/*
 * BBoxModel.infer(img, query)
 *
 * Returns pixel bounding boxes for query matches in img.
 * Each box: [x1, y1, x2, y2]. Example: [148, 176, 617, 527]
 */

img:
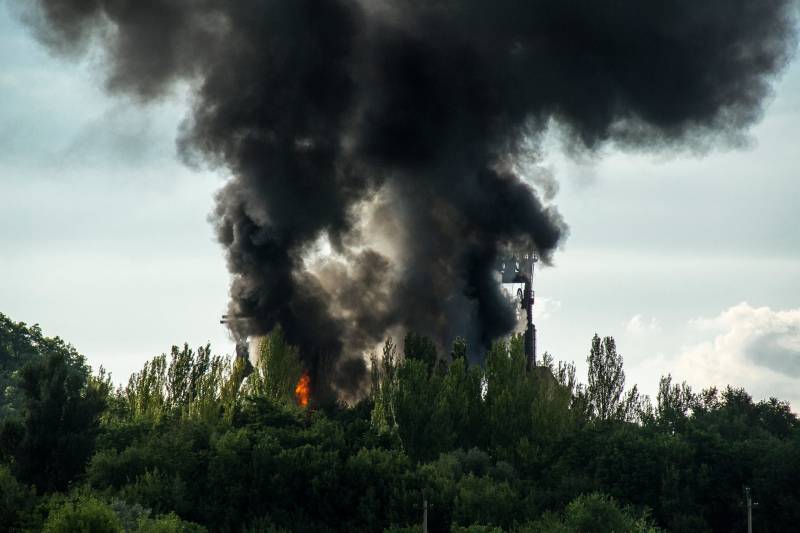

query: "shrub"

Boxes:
[43, 496, 122, 533]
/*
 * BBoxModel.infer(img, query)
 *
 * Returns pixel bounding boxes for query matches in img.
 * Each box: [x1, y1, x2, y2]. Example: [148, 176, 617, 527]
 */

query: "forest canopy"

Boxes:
[1, 311, 798, 532]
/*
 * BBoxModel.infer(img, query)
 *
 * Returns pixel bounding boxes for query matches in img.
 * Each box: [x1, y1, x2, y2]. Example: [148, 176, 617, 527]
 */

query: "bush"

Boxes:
[135, 512, 207, 533]
[452, 526, 504, 533]
[109, 499, 151, 531]
[43, 496, 122, 533]
[0, 465, 35, 528]
[452, 474, 518, 529]
[514, 493, 661, 533]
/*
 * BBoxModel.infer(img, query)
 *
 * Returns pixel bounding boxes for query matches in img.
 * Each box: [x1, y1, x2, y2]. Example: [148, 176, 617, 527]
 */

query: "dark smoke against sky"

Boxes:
[21, 0, 797, 396]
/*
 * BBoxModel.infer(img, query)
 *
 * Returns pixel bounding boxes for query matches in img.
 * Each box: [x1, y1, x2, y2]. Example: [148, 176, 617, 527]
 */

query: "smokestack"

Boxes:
[22, 0, 798, 396]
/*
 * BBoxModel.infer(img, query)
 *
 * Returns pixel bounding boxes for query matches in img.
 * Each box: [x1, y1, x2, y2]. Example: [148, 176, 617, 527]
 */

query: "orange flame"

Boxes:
[294, 371, 310, 407]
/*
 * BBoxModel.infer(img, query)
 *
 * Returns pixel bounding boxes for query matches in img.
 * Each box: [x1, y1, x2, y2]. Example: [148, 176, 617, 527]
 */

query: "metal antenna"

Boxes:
[496, 251, 540, 370]
[524, 252, 539, 370]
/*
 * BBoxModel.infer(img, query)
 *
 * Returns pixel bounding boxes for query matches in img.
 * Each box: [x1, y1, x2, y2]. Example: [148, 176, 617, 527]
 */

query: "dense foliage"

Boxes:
[1, 312, 798, 532]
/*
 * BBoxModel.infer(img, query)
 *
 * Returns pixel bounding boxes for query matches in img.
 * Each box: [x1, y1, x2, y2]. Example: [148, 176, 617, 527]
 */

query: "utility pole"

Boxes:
[744, 486, 758, 533]
[422, 498, 428, 533]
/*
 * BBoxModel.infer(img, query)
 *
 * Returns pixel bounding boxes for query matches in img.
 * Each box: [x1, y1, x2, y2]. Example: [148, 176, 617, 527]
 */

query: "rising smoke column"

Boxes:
[23, 0, 797, 396]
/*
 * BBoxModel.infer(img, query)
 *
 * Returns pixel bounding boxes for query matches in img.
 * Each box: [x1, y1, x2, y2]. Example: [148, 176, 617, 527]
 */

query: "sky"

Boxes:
[1, 5, 799, 409]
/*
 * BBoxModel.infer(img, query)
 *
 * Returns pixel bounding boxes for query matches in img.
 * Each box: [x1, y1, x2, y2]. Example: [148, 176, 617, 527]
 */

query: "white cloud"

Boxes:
[625, 314, 661, 335]
[533, 297, 562, 321]
[674, 303, 800, 409]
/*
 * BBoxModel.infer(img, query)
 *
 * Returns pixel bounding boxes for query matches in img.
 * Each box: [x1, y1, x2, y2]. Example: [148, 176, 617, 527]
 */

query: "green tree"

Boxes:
[245, 327, 303, 405]
[123, 344, 246, 423]
[3, 350, 109, 491]
[0, 314, 47, 417]
[437, 355, 485, 451]
[531, 354, 588, 443]
[655, 374, 694, 431]
[484, 336, 535, 457]
[371, 337, 401, 433]
[124, 354, 168, 420]
[587, 335, 630, 421]
[394, 358, 442, 461]
[404, 332, 438, 374]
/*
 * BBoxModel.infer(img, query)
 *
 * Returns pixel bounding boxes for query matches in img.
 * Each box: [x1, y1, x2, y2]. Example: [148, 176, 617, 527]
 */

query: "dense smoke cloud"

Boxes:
[23, 0, 797, 396]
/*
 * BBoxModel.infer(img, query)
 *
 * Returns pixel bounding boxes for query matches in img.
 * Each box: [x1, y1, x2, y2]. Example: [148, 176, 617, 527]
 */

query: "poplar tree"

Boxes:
[587, 334, 626, 421]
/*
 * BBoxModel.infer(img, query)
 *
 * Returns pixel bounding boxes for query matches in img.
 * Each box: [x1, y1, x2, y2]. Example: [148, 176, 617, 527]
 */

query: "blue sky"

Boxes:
[1, 4, 799, 407]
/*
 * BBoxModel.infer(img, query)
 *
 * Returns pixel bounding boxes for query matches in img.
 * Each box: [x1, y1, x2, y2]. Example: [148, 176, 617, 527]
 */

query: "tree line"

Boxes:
[1, 311, 798, 532]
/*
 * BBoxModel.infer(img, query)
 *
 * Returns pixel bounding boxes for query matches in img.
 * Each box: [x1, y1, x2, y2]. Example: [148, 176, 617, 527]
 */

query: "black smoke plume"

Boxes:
[23, 0, 797, 396]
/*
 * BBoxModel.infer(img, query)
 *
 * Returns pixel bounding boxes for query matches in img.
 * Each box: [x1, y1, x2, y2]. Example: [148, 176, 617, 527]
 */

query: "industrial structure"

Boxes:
[498, 252, 538, 369]
[220, 314, 252, 361]
[222, 252, 540, 371]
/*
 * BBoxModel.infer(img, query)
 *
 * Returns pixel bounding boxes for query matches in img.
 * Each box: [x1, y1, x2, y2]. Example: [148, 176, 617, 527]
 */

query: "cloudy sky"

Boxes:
[1, 5, 799, 408]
